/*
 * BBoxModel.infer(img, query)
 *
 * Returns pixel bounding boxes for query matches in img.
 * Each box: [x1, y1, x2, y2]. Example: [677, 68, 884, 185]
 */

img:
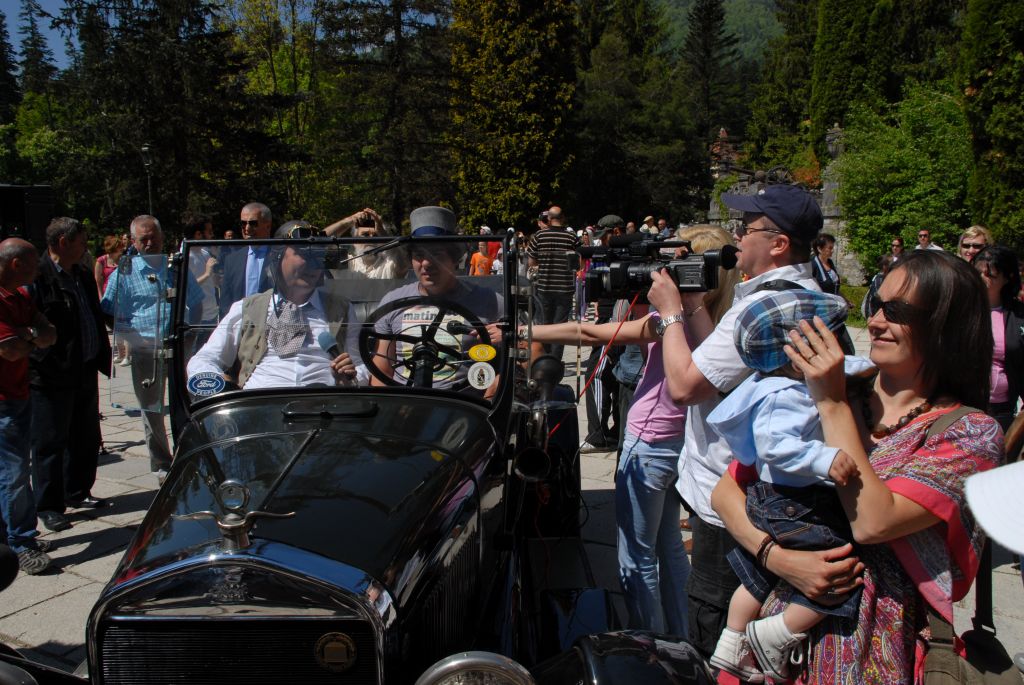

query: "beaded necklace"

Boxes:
[861, 393, 932, 439]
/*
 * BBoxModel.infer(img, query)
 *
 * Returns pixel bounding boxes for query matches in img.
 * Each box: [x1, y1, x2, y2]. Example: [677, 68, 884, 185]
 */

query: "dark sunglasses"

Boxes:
[961, 242, 986, 250]
[240, 219, 260, 228]
[917, 233, 930, 238]
[869, 296, 925, 325]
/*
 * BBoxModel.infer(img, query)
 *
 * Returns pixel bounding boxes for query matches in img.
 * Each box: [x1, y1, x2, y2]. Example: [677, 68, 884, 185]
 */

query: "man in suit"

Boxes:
[28, 218, 113, 532]
[219, 203, 274, 315]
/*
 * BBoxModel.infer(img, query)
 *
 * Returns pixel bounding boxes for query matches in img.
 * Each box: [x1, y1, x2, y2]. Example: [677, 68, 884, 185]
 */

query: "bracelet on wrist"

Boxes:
[754, 534, 773, 565]
[684, 304, 704, 318]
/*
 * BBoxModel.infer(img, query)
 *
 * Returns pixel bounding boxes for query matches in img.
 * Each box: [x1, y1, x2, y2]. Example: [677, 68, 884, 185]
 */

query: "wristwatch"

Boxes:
[24, 326, 39, 342]
[656, 314, 685, 337]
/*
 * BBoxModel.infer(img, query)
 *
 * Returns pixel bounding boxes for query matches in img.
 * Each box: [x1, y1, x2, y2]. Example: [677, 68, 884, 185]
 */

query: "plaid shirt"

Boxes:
[100, 255, 203, 342]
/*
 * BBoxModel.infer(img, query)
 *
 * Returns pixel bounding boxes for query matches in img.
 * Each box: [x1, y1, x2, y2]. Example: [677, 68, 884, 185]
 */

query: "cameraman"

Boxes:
[531, 225, 738, 635]
[645, 185, 860, 657]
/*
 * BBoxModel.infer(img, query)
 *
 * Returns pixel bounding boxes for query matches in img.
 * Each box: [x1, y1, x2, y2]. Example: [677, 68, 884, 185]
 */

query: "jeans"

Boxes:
[728, 481, 861, 619]
[31, 361, 102, 512]
[617, 431, 690, 635]
[686, 515, 741, 658]
[536, 290, 573, 360]
[0, 400, 40, 552]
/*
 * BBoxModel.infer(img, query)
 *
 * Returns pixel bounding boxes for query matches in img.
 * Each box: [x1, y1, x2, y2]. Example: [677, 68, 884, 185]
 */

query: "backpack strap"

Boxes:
[752, 279, 804, 293]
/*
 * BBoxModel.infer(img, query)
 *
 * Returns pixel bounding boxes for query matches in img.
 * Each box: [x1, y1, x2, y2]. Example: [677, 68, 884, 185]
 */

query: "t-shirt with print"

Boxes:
[0, 286, 35, 400]
[374, 280, 502, 387]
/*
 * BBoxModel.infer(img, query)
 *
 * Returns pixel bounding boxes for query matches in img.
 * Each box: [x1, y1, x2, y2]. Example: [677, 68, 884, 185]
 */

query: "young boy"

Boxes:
[707, 289, 872, 682]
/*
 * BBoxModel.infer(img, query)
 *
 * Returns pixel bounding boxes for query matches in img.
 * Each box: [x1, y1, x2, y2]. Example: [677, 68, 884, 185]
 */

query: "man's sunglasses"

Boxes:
[734, 224, 782, 239]
[240, 219, 260, 228]
[870, 296, 925, 325]
[917, 233, 930, 238]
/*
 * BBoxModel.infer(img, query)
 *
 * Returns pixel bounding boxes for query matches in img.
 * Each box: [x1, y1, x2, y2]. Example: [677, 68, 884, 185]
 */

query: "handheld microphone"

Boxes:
[317, 331, 340, 357]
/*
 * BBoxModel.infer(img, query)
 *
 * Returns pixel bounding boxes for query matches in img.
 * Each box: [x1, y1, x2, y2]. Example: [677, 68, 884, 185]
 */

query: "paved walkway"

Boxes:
[0, 326, 1021, 674]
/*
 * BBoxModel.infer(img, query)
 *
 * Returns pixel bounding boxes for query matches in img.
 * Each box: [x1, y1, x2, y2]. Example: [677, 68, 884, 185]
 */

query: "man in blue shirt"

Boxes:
[100, 215, 203, 481]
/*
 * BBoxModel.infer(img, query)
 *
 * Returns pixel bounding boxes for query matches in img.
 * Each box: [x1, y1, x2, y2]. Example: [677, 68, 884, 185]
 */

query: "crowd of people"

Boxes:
[0, 189, 1021, 684]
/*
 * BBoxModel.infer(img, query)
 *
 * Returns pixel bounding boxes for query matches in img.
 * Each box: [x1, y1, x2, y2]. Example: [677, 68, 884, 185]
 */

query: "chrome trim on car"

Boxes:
[414, 651, 535, 685]
[88, 539, 395, 685]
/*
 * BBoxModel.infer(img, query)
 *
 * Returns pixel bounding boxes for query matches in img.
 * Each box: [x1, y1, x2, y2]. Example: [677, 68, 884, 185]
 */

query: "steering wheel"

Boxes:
[360, 296, 493, 389]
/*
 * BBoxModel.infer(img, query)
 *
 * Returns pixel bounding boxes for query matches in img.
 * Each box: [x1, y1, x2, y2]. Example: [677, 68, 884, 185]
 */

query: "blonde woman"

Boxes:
[531, 225, 740, 635]
[958, 224, 992, 262]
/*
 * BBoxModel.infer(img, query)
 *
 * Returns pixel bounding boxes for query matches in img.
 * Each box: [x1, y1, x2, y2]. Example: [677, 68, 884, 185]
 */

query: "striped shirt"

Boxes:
[527, 228, 578, 294]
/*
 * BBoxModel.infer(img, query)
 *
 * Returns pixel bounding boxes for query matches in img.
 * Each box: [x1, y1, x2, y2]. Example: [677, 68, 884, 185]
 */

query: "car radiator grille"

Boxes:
[97, 619, 377, 685]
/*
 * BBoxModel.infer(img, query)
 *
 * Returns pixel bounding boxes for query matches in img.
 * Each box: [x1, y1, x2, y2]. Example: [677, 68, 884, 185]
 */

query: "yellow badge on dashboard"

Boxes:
[468, 344, 496, 362]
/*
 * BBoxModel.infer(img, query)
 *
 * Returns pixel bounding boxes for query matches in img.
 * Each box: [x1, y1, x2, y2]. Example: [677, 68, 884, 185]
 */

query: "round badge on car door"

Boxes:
[314, 632, 357, 672]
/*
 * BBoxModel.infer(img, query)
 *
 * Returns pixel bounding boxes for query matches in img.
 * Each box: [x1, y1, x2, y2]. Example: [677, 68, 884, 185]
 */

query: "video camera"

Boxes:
[579, 234, 738, 301]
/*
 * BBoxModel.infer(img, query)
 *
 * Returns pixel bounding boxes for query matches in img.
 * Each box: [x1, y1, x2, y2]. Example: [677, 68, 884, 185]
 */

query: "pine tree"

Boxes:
[449, 0, 577, 228]
[0, 10, 20, 124]
[682, 0, 740, 143]
[745, 0, 817, 168]
[317, 0, 455, 225]
[17, 0, 56, 95]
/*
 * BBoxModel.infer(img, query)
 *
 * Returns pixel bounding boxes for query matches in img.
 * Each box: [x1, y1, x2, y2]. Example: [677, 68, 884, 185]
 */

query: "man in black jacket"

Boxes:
[219, 202, 274, 316]
[28, 217, 112, 532]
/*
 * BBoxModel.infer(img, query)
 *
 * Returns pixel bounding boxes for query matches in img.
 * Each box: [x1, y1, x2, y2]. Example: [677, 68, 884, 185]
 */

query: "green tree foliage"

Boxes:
[17, 0, 57, 95]
[35, 0, 281, 233]
[808, 0, 963, 156]
[318, 0, 454, 226]
[745, 0, 817, 169]
[449, 0, 576, 228]
[682, 0, 740, 143]
[567, 15, 705, 221]
[0, 10, 20, 124]
[837, 84, 972, 272]
[960, 0, 1024, 245]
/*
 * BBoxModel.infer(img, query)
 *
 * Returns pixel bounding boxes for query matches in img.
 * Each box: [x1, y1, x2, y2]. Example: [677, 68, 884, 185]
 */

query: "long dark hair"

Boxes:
[972, 245, 1021, 310]
[890, 250, 992, 408]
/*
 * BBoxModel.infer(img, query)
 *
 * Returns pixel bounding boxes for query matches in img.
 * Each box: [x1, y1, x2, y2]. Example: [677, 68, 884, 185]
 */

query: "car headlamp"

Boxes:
[414, 652, 535, 685]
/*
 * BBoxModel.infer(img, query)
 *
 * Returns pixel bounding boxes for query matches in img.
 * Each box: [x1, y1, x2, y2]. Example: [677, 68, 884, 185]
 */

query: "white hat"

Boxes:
[965, 460, 1024, 554]
[479, 225, 492, 234]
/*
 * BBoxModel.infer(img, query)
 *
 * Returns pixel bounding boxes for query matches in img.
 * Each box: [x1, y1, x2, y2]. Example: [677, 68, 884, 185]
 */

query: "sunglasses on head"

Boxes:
[284, 225, 322, 239]
[869, 295, 925, 325]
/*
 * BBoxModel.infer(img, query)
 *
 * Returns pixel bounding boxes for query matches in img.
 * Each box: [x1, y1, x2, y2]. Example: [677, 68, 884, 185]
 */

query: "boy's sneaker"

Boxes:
[17, 547, 52, 575]
[710, 628, 764, 683]
[746, 614, 807, 681]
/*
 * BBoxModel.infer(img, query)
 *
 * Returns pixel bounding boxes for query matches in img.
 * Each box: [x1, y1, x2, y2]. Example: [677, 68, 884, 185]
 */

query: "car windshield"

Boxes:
[174, 236, 509, 406]
[116, 395, 493, 579]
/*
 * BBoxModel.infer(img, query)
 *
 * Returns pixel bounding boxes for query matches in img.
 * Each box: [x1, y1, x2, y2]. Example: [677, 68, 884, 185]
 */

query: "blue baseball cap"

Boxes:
[735, 289, 848, 373]
[722, 185, 823, 245]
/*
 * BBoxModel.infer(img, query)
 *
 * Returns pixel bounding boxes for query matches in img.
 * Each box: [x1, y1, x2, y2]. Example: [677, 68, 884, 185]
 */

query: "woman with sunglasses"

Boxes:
[890, 236, 905, 263]
[712, 249, 1001, 683]
[958, 224, 992, 262]
[972, 245, 1024, 433]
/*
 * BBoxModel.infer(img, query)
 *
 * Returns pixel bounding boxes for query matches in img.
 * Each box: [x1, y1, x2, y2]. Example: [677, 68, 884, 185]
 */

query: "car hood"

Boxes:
[108, 392, 495, 601]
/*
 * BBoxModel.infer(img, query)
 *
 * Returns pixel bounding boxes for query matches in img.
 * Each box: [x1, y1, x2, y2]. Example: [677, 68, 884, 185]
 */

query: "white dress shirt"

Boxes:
[187, 289, 367, 390]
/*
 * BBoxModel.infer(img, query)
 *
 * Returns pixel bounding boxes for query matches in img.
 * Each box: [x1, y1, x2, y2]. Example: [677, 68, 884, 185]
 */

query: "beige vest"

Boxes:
[236, 289, 351, 387]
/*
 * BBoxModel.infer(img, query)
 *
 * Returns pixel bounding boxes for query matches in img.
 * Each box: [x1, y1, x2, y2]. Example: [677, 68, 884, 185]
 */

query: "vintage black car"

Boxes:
[0, 233, 712, 685]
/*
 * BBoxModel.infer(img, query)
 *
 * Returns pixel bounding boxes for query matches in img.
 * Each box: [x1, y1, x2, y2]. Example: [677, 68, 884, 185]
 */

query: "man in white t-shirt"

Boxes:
[914, 228, 944, 251]
[646, 184, 831, 657]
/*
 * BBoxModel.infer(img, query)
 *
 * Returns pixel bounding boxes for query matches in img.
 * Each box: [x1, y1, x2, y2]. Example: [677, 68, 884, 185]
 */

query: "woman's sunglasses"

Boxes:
[869, 296, 925, 325]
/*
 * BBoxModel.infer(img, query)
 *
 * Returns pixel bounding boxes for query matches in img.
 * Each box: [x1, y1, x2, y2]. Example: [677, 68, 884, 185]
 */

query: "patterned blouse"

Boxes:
[760, 407, 1002, 684]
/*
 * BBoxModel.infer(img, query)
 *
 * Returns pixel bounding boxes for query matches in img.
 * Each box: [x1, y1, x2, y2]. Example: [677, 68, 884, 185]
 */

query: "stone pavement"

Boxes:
[0, 326, 1022, 675]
